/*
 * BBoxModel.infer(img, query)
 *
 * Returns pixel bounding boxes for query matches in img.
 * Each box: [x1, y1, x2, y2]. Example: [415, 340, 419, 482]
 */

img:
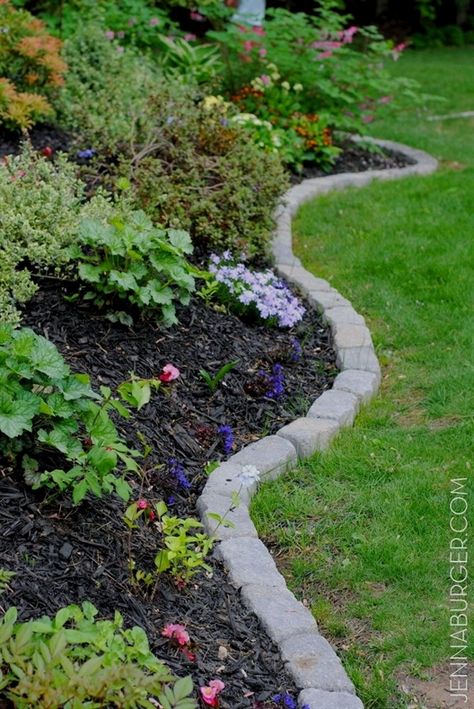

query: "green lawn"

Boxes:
[252, 48, 474, 708]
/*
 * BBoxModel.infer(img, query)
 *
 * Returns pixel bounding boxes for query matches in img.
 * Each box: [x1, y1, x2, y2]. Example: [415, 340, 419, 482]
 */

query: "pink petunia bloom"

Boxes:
[162, 623, 190, 646]
[159, 364, 180, 382]
[243, 39, 255, 52]
[251, 26, 265, 36]
[392, 42, 407, 60]
[199, 680, 225, 707]
[183, 33, 197, 41]
[378, 95, 393, 104]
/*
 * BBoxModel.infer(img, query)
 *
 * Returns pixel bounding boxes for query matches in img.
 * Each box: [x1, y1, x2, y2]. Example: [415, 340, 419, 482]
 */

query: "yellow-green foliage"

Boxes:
[0, 0, 67, 129]
[0, 146, 108, 324]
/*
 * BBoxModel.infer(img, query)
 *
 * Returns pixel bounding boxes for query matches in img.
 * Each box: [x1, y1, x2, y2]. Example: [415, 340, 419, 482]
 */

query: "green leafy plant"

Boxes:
[158, 36, 222, 85]
[0, 146, 108, 325]
[0, 0, 67, 129]
[124, 500, 214, 587]
[199, 359, 239, 393]
[71, 209, 196, 326]
[0, 569, 15, 594]
[0, 325, 149, 504]
[0, 601, 197, 708]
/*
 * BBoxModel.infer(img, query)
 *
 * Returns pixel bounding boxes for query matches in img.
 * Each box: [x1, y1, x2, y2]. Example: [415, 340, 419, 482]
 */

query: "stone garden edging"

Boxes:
[197, 139, 438, 709]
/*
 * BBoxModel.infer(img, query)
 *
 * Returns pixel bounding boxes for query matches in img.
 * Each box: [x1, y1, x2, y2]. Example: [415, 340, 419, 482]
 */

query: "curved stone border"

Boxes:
[197, 139, 438, 709]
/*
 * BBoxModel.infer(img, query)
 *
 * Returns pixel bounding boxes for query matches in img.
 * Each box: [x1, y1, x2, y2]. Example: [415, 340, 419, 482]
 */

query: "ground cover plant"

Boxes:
[252, 46, 474, 708]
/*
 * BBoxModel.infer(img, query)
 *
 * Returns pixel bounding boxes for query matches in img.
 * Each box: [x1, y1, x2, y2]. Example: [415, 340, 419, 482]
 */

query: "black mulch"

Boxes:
[0, 283, 337, 706]
[291, 139, 415, 184]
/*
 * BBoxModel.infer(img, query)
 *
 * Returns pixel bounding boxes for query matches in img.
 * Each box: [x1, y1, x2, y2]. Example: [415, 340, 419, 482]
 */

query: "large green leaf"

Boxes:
[78, 263, 104, 284]
[58, 374, 99, 401]
[109, 270, 138, 292]
[30, 336, 69, 379]
[0, 391, 39, 438]
[167, 229, 193, 254]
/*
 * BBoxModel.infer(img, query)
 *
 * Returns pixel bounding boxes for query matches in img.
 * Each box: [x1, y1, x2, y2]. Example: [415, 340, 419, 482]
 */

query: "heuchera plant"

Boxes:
[209, 252, 305, 328]
[0, 325, 159, 505]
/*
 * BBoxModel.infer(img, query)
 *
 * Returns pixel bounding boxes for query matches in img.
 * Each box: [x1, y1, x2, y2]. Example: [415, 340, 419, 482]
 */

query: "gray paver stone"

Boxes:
[204, 462, 255, 505]
[323, 306, 365, 330]
[218, 538, 287, 589]
[277, 418, 339, 458]
[281, 632, 355, 693]
[298, 689, 364, 709]
[333, 325, 373, 349]
[308, 390, 359, 426]
[332, 369, 379, 404]
[276, 265, 332, 294]
[229, 435, 297, 480]
[240, 584, 317, 643]
[336, 346, 381, 379]
[197, 491, 257, 541]
[307, 290, 351, 311]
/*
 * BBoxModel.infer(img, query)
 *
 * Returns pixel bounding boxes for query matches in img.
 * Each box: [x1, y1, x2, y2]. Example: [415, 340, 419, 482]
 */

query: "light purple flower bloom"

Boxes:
[104, 30, 115, 40]
[149, 16, 160, 27]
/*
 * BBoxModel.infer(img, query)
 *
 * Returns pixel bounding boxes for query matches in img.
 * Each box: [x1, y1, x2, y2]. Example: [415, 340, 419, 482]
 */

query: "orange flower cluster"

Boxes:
[231, 85, 264, 103]
[0, 1, 67, 128]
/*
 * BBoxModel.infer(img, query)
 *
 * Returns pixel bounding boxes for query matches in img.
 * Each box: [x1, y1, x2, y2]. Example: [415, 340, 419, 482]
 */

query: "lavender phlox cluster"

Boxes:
[258, 363, 285, 399]
[209, 253, 305, 328]
[218, 424, 234, 455]
[290, 337, 302, 362]
[272, 693, 308, 709]
[168, 458, 191, 490]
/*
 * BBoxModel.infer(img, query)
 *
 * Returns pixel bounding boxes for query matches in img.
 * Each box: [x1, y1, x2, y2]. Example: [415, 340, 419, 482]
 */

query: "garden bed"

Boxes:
[0, 280, 336, 706]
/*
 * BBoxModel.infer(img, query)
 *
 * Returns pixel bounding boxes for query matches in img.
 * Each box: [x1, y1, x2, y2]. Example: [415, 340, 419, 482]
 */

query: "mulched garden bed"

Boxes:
[0, 281, 337, 706]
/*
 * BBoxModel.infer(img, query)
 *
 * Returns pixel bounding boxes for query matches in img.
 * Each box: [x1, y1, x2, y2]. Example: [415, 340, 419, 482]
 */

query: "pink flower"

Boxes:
[252, 26, 265, 36]
[190, 10, 205, 21]
[104, 30, 115, 40]
[378, 95, 393, 104]
[243, 39, 255, 52]
[392, 42, 407, 60]
[362, 114, 375, 123]
[259, 47, 267, 57]
[183, 33, 197, 42]
[312, 40, 341, 50]
[317, 50, 333, 60]
[199, 680, 225, 707]
[341, 25, 358, 43]
[149, 17, 160, 27]
[116, 45, 124, 54]
[137, 499, 149, 510]
[162, 623, 190, 646]
[159, 364, 180, 382]
[260, 74, 271, 85]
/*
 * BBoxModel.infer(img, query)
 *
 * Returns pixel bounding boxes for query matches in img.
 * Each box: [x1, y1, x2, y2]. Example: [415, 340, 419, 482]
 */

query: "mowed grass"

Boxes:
[251, 48, 474, 708]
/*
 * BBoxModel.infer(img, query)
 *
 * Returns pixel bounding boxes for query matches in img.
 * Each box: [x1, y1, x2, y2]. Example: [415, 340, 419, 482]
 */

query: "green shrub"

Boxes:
[56, 24, 160, 152]
[0, 324, 142, 504]
[0, 147, 95, 325]
[0, 602, 197, 708]
[0, 0, 67, 129]
[128, 85, 288, 258]
[71, 209, 197, 326]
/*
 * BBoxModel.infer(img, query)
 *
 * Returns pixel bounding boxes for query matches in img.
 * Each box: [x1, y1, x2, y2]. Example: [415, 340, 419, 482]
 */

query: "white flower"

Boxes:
[281, 81, 290, 91]
[293, 83, 303, 92]
[239, 465, 261, 487]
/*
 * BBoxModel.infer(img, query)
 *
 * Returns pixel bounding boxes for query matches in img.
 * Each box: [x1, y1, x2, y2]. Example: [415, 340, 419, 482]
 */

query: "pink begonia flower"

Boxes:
[162, 623, 190, 646]
[159, 364, 180, 382]
[149, 16, 160, 27]
[136, 499, 149, 510]
[104, 30, 115, 40]
[259, 47, 267, 57]
[199, 680, 225, 707]
[252, 26, 265, 36]
[243, 39, 255, 52]
[341, 25, 358, 43]
[190, 10, 205, 21]
[184, 33, 197, 41]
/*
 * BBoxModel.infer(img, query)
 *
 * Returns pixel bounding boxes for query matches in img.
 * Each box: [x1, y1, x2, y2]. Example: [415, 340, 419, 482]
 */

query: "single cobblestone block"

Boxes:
[281, 632, 355, 693]
[323, 306, 365, 330]
[197, 491, 257, 541]
[229, 435, 297, 480]
[241, 584, 317, 644]
[336, 346, 381, 379]
[218, 538, 287, 589]
[333, 324, 373, 349]
[276, 265, 332, 294]
[332, 369, 379, 404]
[298, 689, 363, 709]
[204, 462, 255, 505]
[307, 290, 351, 312]
[277, 418, 339, 458]
[308, 390, 359, 426]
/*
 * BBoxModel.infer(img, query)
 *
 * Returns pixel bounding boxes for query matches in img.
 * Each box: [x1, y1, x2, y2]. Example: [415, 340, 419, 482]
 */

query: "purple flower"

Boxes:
[218, 424, 234, 455]
[258, 364, 285, 400]
[272, 693, 297, 709]
[104, 30, 114, 40]
[168, 458, 191, 490]
[149, 16, 160, 27]
[290, 337, 302, 362]
[76, 148, 96, 159]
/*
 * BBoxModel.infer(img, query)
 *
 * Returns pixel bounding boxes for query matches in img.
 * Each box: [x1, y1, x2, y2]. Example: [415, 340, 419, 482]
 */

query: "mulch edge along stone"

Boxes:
[197, 138, 438, 709]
